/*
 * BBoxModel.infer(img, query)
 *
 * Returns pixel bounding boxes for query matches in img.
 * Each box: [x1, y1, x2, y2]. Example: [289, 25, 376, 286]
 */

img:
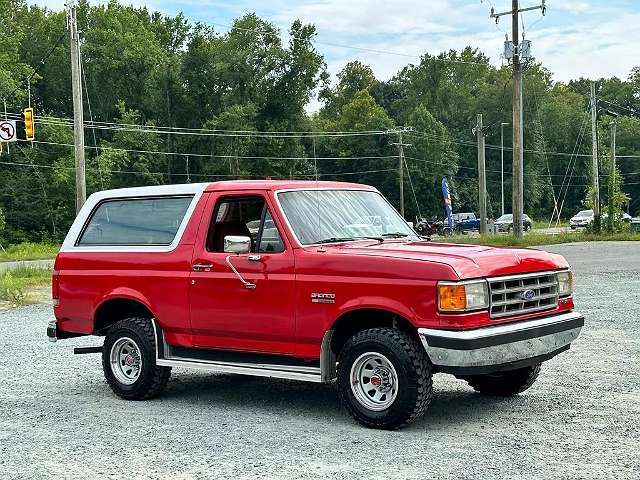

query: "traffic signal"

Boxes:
[23, 107, 34, 141]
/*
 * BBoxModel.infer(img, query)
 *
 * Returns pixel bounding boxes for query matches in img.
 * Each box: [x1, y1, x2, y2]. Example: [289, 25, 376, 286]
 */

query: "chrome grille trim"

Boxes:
[489, 271, 559, 319]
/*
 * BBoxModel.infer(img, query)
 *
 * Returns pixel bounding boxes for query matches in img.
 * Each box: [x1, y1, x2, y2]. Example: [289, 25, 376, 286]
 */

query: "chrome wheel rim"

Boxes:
[110, 337, 142, 385]
[350, 352, 399, 411]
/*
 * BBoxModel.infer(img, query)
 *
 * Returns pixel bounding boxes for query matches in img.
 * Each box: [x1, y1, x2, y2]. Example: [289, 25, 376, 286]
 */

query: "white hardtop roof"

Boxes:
[87, 183, 208, 201]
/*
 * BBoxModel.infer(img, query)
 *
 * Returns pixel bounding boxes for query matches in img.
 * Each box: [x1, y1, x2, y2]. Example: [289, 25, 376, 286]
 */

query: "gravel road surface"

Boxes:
[1, 242, 638, 479]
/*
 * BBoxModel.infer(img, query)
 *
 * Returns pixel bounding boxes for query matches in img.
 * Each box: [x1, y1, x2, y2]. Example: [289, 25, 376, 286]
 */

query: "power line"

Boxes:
[20, 138, 639, 176]
[5, 112, 390, 138]
[9, 111, 640, 158]
[0, 159, 396, 180]
[16, 139, 397, 161]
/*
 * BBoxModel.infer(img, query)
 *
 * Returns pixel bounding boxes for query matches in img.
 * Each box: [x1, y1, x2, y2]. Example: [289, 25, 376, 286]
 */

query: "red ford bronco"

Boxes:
[48, 181, 583, 429]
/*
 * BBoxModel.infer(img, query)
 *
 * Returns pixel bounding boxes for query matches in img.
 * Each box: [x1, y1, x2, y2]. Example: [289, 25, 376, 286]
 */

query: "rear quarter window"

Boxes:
[77, 196, 193, 246]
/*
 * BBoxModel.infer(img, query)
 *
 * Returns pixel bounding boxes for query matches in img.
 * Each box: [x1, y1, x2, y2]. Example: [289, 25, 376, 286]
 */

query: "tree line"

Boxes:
[1, 0, 639, 244]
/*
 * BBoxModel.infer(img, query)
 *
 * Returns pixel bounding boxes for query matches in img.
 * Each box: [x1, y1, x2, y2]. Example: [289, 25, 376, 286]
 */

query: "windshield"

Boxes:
[576, 210, 593, 217]
[278, 189, 418, 245]
[497, 214, 512, 222]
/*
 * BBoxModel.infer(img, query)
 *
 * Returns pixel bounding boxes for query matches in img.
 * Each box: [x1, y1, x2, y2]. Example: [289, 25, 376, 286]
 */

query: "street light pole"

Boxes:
[501, 122, 509, 216]
[608, 121, 617, 233]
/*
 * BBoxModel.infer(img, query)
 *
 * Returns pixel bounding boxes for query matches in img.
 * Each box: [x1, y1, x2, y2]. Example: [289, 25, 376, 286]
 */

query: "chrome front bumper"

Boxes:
[418, 311, 584, 375]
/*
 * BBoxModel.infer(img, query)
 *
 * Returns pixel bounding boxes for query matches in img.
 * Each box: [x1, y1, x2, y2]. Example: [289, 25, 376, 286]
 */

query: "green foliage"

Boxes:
[0, 265, 52, 306]
[0, 242, 59, 261]
[0, 1, 638, 244]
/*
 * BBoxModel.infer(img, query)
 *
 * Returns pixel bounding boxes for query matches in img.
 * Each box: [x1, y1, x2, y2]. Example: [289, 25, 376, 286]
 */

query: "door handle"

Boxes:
[192, 263, 213, 272]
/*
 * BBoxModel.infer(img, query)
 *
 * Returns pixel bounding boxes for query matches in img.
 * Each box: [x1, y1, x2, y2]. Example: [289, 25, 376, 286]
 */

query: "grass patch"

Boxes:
[0, 265, 52, 306]
[0, 242, 59, 262]
[444, 231, 640, 248]
[532, 218, 557, 229]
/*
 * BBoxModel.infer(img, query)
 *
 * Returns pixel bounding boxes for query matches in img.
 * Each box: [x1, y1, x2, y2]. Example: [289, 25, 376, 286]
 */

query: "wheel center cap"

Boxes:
[373, 368, 393, 392]
[124, 355, 133, 366]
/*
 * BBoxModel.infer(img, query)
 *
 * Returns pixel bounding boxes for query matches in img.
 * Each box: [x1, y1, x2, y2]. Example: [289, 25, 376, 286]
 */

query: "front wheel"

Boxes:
[102, 317, 171, 400]
[464, 364, 541, 396]
[337, 328, 433, 429]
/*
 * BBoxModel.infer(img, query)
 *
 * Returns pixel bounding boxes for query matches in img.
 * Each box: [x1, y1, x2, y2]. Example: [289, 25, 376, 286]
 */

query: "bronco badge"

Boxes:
[311, 293, 335, 304]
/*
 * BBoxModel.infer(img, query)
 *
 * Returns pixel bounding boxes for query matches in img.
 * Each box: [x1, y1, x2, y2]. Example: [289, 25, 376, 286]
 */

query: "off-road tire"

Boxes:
[337, 327, 432, 430]
[102, 317, 171, 400]
[465, 363, 541, 396]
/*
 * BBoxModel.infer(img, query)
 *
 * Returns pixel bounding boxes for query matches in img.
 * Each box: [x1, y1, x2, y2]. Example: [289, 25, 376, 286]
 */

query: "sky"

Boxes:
[36, 0, 640, 85]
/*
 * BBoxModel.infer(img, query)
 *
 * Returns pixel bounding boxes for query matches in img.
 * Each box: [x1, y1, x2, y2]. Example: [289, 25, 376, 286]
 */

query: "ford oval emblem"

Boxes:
[521, 289, 536, 301]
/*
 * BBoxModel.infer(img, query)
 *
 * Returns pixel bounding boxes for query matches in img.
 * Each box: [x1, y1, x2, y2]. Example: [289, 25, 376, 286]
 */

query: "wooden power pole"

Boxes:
[475, 114, 488, 234]
[590, 82, 601, 230]
[511, 0, 524, 238]
[398, 129, 405, 218]
[68, 3, 86, 213]
[490, 0, 546, 238]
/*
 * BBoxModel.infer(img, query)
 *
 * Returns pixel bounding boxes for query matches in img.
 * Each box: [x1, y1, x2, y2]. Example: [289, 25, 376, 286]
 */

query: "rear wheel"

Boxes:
[102, 317, 171, 400]
[337, 327, 432, 429]
[465, 364, 541, 396]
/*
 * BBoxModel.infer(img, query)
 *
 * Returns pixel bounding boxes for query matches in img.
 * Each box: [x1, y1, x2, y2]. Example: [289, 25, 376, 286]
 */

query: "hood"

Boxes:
[316, 240, 567, 279]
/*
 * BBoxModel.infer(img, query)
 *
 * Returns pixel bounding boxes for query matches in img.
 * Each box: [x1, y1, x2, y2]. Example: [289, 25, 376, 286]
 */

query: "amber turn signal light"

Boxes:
[438, 284, 466, 311]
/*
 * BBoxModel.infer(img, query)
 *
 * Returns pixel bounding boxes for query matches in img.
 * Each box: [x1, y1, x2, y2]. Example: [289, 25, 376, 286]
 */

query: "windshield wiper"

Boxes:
[316, 236, 384, 244]
[381, 232, 410, 238]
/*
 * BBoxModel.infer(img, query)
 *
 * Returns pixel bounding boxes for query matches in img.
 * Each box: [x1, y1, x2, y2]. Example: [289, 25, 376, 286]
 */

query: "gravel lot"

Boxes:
[1, 242, 638, 479]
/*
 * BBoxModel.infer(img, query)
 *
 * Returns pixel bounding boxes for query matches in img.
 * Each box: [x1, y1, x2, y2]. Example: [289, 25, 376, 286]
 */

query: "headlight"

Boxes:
[438, 280, 489, 312]
[557, 270, 573, 297]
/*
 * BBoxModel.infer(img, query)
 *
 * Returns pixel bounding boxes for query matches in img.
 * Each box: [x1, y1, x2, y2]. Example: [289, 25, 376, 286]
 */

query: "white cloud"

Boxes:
[30, 0, 639, 84]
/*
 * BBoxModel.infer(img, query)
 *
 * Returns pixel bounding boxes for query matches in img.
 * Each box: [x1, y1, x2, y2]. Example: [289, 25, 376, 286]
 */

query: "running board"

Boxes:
[151, 320, 322, 383]
[156, 357, 322, 382]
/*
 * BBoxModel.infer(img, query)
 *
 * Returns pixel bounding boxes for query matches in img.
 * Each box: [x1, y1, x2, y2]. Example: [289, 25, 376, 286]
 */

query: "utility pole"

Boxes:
[590, 82, 601, 231]
[475, 115, 488, 234]
[3, 98, 8, 155]
[68, 2, 86, 213]
[490, 1, 545, 237]
[511, 0, 524, 238]
[390, 127, 412, 218]
[607, 121, 616, 233]
[500, 122, 509, 216]
[398, 131, 404, 218]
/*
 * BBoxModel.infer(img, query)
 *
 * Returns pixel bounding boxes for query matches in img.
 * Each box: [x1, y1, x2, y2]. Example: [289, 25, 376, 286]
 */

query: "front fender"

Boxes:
[329, 296, 419, 330]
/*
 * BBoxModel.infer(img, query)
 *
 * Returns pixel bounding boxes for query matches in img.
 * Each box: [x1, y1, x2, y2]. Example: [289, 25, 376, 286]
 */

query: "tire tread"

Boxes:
[102, 317, 171, 400]
[466, 363, 541, 396]
[337, 327, 432, 429]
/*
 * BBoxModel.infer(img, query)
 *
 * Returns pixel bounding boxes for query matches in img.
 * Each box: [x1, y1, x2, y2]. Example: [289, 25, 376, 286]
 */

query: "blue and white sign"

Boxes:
[441, 177, 453, 228]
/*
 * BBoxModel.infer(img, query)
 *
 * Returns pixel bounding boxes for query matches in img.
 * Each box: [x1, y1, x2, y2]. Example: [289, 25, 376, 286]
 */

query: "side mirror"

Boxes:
[224, 235, 251, 254]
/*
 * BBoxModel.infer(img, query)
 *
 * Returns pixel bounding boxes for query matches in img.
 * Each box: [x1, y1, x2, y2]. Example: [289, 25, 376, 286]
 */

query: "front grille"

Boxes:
[489, 272, 559, 319]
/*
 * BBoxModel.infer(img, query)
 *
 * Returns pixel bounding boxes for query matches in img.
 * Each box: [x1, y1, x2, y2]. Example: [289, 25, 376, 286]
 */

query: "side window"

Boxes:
[78, 196, 193, 246]
[206, 196, 284, 253]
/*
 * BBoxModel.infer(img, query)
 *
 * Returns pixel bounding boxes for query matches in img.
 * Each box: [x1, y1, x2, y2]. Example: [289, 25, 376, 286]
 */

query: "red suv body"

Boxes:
[48, 181, 583, 429]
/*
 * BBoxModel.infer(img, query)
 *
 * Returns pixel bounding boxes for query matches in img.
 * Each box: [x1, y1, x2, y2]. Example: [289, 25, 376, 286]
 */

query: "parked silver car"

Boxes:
[494, 213, 532, 232]
[570, 209, 594, 229]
